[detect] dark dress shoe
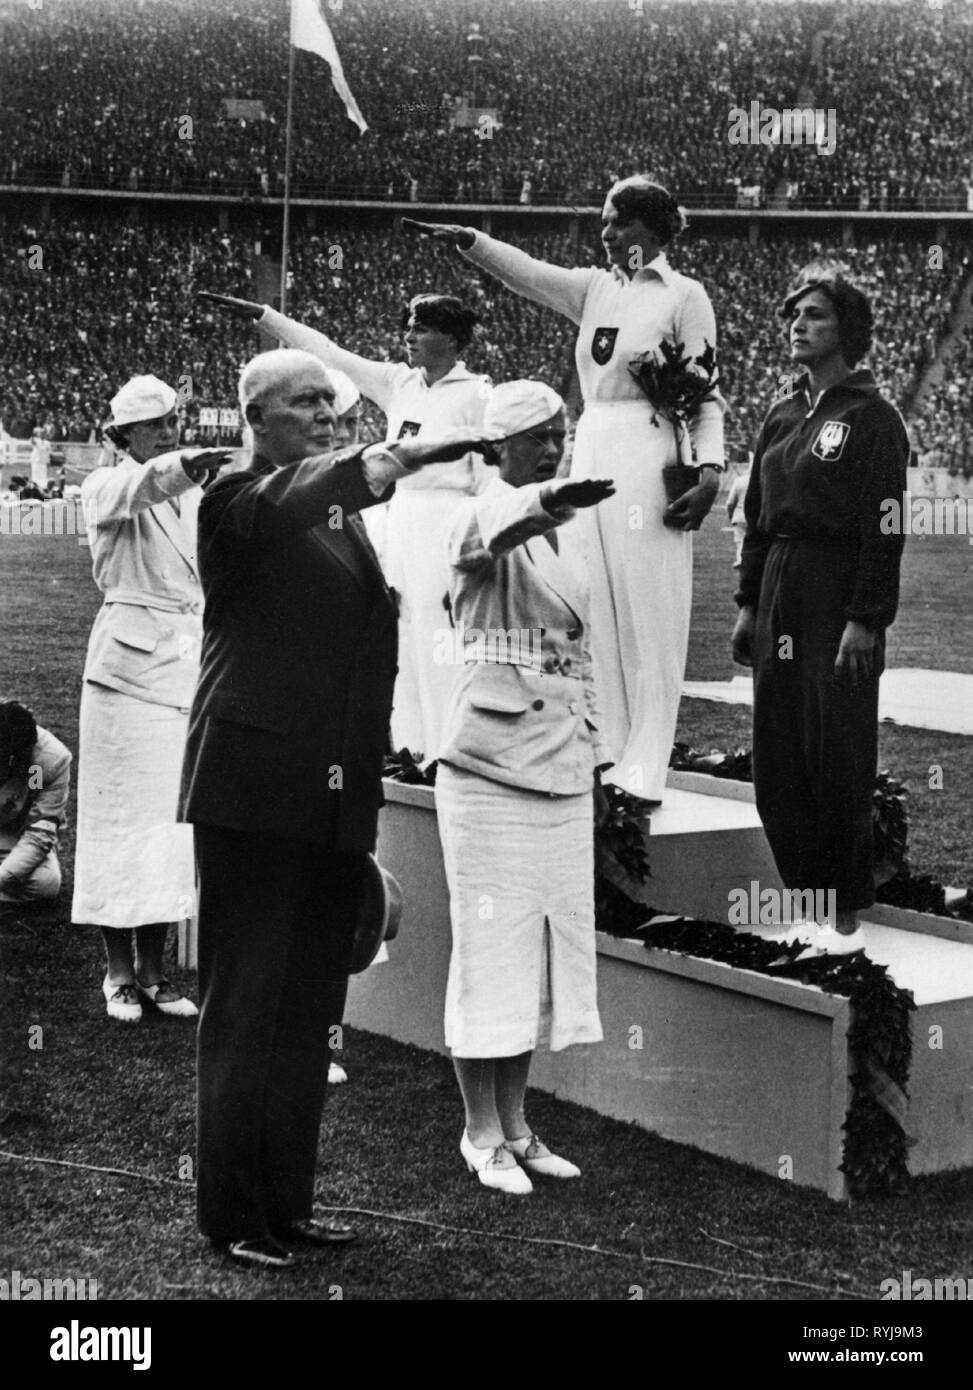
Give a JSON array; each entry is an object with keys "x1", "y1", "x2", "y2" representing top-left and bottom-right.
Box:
[
  {"x1": 215, "y1": 1236, "x2": 296, "y2": 1270},
  {"x1": 275, "y1": 1218, "x2": 357, "y2": 1247}
]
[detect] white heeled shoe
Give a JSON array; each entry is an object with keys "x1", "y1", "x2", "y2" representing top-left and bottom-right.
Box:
[
  {"x1": 505, "y1": 1133, "x2": 581, "y2": 1179},
  {"x1": 135, "y1": 980, "x2": 198, "y2": 1018},
  {"x1": 460, "y1": 1131, "x2": 533, "y2": 1195},
  {"x1": 102, "y1": 978, "x2": 141, "y2": 1024}
]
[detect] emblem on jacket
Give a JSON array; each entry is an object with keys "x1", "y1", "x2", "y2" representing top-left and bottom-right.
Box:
[
  {"x1": 397, "y1": 421, "x2": 421, "y2": 439},
  {"x1": 812, "y1": 420, "x2": 850, "y2": 461},
  {"x1": 591, "y1": 328, "x2": 618, "y2": 366}
]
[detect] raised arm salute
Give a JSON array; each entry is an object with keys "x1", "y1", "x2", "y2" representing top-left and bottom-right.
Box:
[
  {"x1": 179, "y1": 347, "x2": 497, "y2": 1272},
  {"x1": 200, "y1": 287, "x2": 490, "y2": 763},
  {"x1": 405, "y1": 178, "x2": 726, "y2": 803}
]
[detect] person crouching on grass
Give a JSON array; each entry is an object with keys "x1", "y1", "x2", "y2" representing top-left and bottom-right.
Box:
[
  {"x1": 436, "y1": 380, "x2": 614, "y2": 1194},
  {"x1": 0, "y1": 701, "x2": 71, "y2": 906},
  {"x1": 731, "y1": 265, "x2": 909, "y2": 958}
]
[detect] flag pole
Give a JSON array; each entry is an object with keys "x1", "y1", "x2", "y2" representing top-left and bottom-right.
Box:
[{"x1": 279, "y1": 4, "x2": 297, "y2": 319}]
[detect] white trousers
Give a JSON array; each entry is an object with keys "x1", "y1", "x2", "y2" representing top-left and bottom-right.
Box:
[{"x1": 571, "y1": 402, "x2": 692, "y2": 800}]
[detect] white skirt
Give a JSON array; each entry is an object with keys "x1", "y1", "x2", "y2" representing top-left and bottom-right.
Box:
[
  {"x1": 435, "y1": 763, "x2": 603, "y2": 1058},
  {"x1": 368, "y1": 488, "x2": 468, "y2": 761},
  {"x1": 572, "y1": 401, "x2": 692, "y2": 800},
  {"x1": 71, "y1": 683, "x2": 196, "y2": 928}
]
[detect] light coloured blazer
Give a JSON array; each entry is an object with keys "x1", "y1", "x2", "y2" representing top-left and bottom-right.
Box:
[
  {"x1": 81, "y1": 451, "x2": 204, "y2": 708},
  {"x1": 437, "y1": 476, "x2": 611, "y2": 795}
]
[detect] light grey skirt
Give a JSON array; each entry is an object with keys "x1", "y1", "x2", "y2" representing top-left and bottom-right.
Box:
[
  {"x1": 435, "y1": 763, "x2": 603, "y2": 1058},
  {"x1": 71, "y1": 683, "x2": 195, "y2": 928}
]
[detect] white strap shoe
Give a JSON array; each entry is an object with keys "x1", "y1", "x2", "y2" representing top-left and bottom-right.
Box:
[
  {"x1": 460, "y1": 1131, "x2": 533, "y2": 1194},
  {"x1": 505, "y1": 1133, "x2": 581, "y2": 1179},
  {"x1": 135, "y1": 980, "x2": 199, "y2": 1017},
  {"x1": 102, "y1": 978, "x2": 141, "y2": 1023}
]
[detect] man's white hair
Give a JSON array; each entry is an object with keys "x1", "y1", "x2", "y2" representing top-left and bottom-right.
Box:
[{"x1": 237, "y1": 348, "x2": 333, "y2": 416}]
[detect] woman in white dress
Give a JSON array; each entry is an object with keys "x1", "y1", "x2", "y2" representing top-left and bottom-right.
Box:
[
  {"x1": 71, "y1": 376, "x2": 230, "y2": 1022},
  {"x1": 405, "y1": 178, "x2": 726, "y2": 801},
  {"x1": 199, "y1": 289, "x2": 490, "y2": 763},
  {"x1": 437, "y1": 380, "x2": 614, "y2": 1195}
]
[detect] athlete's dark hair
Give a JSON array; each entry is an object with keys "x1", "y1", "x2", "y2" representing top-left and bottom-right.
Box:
[
  {"x1": 401, "y1": 294, "x2": 479, "y2": 352},
  {"x1": 607, "y1": 176, "x2": 687, "y2": 247},
  {"x1": 0, "y1": 701, "x2": 38, "y2": 780},
  {"x1": 780, "y1": 262, "x2": 874, "y2": 367}
]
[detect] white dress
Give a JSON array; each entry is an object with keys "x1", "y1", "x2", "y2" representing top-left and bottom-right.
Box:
[
  {"x1": 463, "y1": 234, "x2": 725, "y2": 800},
  {"x1": 260, "y1": 306, "x2": 490, "y2": 761}
]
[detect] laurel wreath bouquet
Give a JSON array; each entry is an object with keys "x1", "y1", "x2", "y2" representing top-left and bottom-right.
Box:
[{"x1": 628, "y1": 339, "x2": 720, "y2": 492}]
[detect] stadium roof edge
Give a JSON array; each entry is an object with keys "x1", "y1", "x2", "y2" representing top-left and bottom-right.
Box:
[{"x1": 2, "y1": 186, "x2": 972, "y2": 222}]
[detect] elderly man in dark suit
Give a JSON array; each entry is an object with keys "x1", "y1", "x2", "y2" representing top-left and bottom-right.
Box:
[{"x1": 180, "y1": 347, "x2": 493, "y2": 1270}]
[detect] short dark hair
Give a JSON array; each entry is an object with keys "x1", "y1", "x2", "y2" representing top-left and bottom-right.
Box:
[
  {"x1": 0, "y1": 701, "x2": 38, "y2": 779},
  {"x1": 607, "y1": 177, "x2": 687, "y2": 246},
  {"x1": 780, "y1": 265, "x2": 874, "y2": 367},
  {"x1": 401, "y1": 294, "x2": 479, "y2": 352}
]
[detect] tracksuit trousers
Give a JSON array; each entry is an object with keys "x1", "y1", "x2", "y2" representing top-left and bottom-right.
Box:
[{"x1": 752, "y1": 537, "x2": 882, "y2": 914}]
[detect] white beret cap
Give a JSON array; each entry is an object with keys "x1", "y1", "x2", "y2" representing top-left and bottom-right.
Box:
[
  {"x1": 109, "y1": 375, "x2": 178, "y2": 427},
  {"x1": 483, "y1": 380, "x2": 564, "y2": 438},
  {"x1": 329, "y1": 368, "x2": 361, "y2": 417}
]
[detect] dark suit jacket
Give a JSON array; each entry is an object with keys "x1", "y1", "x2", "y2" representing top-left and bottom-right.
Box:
[{"x1": 179, "y1": 448, "x2": 397, "y2": 853}]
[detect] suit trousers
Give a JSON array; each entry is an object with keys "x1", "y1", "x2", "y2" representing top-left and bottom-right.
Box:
[
  {"x1": 752, "y1": 538, "x2": 881, "y2": 914},
  {"x1": 194, "y1": 823, "x2": 365, "y2": 1241}
]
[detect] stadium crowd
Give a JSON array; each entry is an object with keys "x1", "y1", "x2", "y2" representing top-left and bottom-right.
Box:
[
  {"x1": 1, "y1": 0, "x2": 972, "y2": 210},
  {"x1": 1, "y1": 206, "x2": 968, "y2": 464}
]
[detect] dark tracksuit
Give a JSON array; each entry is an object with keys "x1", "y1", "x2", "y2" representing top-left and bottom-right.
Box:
[{"x1": 736, "y1": 370, "x2": 908, "y2": 912}]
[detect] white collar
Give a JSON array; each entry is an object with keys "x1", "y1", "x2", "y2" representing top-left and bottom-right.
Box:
[{"x1": 610, "y1": 251, "x2": 673, "y2": 287}]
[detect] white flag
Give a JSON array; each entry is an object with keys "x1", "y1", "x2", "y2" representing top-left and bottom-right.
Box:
[{"x1": 291, "y1": 0, "x2": 368, "y2": 134}]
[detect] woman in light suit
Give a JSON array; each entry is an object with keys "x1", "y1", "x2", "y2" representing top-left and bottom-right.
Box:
[
  {"x1": 436, "y1": 380, "x2": 614, "y2": 1194},
  {"x1": 71, "y1": 376, "x2": 230, "y2": 1022}
]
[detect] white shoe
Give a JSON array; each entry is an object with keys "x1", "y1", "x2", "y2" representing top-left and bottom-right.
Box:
[
  {"x1": 505, "y1": 1133, "x2": 581, "y2": 1179},
  {"x1": 102, "y1": 978, "x2": 141, "y2": 1023},
  {"x1": 798, "y1": 925, "x2": 869, "y2": 959},
  {"x1": 460, "y1": 1131, "x2": 533, "y2": 1195},
  {"x1": 328, "y1": 1062, "x2": 348, "y2": 1084},
  {"x1": 135, "y1": 980, "x2": 198, "y2": 1018}
]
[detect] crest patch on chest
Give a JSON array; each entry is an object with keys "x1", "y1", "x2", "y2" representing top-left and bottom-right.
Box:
[
  {"x1": 591, "y1": 328, "x2": 619, "y2": 366},
  {"x1": 397, "y1": 421, "x2": 421, "y2": 439},
  {"x1": 811, "y1": 420, "x2": 850, "y2": 461}
]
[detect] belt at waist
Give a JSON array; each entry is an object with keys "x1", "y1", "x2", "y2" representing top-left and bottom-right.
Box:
[
  {"x1": 103, "y1": 587, "x2": 202, "y2": 615},
  {"x1": 463, "y1": 656, "x2": 583, "y2": 679},
  {"x1": 580, "y1": 399, "x2": 653, "y2": 414}
]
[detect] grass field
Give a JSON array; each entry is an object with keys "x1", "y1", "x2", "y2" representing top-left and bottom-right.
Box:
[{"x1": 1, "y1": 509, "x2": 971, "y2": 1302}]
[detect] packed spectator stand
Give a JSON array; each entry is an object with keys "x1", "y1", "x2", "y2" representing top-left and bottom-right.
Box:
[
  {"x1": 1, "y1": 206, "x2": 968, "y2": 464},
  {"x1": 2, "y1": 0, "x2": 972, "y2": 210}
]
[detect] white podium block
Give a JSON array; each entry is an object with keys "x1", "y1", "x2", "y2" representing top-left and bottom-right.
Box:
[{"x1": 341, "y1": 777, "x2": 973, "y2": 1199}]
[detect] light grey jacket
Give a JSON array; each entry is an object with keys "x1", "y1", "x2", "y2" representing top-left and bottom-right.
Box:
[
  {"x1": 437, "y1": 477, "x2": 611, "y2": 794},
  {"x1": 81, "y1": 451, "x2": 204, "y2": 708}
]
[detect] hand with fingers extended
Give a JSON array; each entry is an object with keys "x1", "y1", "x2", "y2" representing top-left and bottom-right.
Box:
[
  {"x1": 392, "y1": 429, "x2": 503, "y2": 471},
  {"x1": 834, "y1": 620, "x2": 882, "y2": 691},
  {"x1": 198, "y1": 291, "x2": 265, "y2": 321},
  {"x1": 545, "y1": 478, "x2": 616, "y2": 512},
  {"x1": 400, "y1": 218, "x2": 476, "y2": 251},
  {"x1": 181, "y1": 448, "x2": 236, "y2": 483}
]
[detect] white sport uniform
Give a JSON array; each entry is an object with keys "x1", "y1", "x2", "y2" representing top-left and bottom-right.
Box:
[
  {"x1": 261, "y1": 306, "x2": 490, "y2": 760},
  {"x1": 462, "y1": 233, "x2": 725, "y2": 799}
]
